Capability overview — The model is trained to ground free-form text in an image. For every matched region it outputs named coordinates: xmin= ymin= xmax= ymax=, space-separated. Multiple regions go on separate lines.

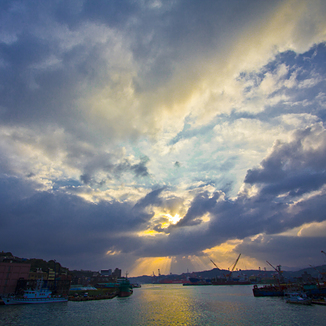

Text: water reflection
xmin=137 ymin=285 xmax=197 ymax=325
xmin=1 ymin=284 xmax=325 ymax=326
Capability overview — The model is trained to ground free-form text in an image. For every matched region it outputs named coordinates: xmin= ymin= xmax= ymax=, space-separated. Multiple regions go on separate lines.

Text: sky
xmin=1 ymin=0 xmax=326 ymax=277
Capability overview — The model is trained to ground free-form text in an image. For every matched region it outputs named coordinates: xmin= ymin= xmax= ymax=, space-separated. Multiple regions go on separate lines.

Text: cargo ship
xmin=183 ymin=277 xmax=212 ymax=286
xmin=252 ymin=284 xmax=285 ymax=297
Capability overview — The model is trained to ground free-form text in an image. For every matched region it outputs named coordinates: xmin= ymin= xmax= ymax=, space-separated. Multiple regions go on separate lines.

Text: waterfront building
xmin=48 ymin=268 xmax=55 ymax=280
xmin=0 ymin=262 xmax=31 ymax=295
xmin=29 ymin=268 xmax=48 ymax=280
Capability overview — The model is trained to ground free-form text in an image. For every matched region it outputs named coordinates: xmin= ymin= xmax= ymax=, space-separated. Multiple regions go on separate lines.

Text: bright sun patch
xmin=166 ymin=213 xmax=182 ymax=225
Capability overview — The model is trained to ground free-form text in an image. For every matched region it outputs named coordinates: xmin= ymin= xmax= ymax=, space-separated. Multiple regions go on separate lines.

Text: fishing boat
xmin=2 ymin=280 xmax=67 ymax=305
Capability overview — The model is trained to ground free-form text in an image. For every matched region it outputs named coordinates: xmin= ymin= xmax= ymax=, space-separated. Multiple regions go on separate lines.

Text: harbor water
xmin=1 ymin=284 xmax=325 ymax=325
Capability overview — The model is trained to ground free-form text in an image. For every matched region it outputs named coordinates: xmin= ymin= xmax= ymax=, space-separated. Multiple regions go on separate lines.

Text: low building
xmin=48 ymin=268 xmax=55 ymax=281
xmin=101 ymin=269 xmax=112 ymax=276
xmin=29 ymin=268 xmax=48 ymax=280
xmin=112 ymin=268 xmax=121 ymax=278
xmin=0 ymin=262 xmax=31 ymax=295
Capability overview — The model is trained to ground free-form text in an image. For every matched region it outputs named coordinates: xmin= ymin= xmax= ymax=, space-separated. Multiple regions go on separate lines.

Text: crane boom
xmin=321 ymin=250 xmax=326 ymax=256
xmin=266 ymin=261 xmax=283 ymax=286
xmin=231 ymin=254 xmax=241 ymax=272
xmin=266 ymin=261 xmax=279 ymax=273
xmin=210 ymin=259 xmax=220 ymax=270
xmin=266 ymin=261 xmax=276 ymax=271
xmin=225 ymin=254 xmax=242 ymax=281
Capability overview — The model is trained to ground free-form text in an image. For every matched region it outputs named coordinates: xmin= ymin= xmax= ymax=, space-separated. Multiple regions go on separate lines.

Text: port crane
xmin=226 ymin=253 xmax=241 ymax=280
xmin=266 ymin=261 xmax=283 ymax=285
xmin=266 ymin=261 xmax=282 ymax=274
xmin=309 ymin=265 xmax=323 ymax=285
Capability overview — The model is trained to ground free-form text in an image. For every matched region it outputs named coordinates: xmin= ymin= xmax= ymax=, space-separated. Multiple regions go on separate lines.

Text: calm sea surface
xmin=1 ymin=284 xmax=325 ymax=325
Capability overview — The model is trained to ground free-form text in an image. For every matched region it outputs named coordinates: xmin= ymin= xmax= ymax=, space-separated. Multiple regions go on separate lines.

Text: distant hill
xmin=129 ymin=265 xmax=326 ymax=284
xmin=0 ymin=251 xmax=69 ymax=274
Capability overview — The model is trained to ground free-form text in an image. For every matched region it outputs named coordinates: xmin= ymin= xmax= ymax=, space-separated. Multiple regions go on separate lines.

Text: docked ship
xmin=212 ymin=279 xmax=250 ymax=285
xmin=2 ymin=282 xmax=68 ymax=305
xmin=117 ymin=278 xmax=133 ymax=297
xmin=252 ymin=284 xmax=285 ymax=297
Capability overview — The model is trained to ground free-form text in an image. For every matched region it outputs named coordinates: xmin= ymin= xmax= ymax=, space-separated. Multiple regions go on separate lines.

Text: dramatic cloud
xmin=1 ymin=0 xmax=326 ymax=275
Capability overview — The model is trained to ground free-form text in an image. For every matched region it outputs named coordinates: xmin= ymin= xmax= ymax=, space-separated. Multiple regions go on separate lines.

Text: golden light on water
xmin=139 ymin=286 xmax=194 ymax=325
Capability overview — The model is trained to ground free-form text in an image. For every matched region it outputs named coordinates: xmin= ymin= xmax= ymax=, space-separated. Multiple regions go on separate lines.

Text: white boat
xmin=2 ymin=280 xmax=67 ymax=305
xmin=285 ymin=292 xmax=312 ymax=305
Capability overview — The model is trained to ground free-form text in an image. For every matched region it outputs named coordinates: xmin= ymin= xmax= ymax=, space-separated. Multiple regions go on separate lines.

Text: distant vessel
xmin=2 ymin=280 xmax=67 ymax=305
xmin=131 ymin=283 xmax=141 ymax=288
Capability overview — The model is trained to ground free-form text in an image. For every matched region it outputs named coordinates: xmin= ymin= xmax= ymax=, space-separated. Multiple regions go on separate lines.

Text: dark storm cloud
xmin=245 ymin=126 xmax=326 ymax=188
xmin=235 ymin=235 xmax=326 ymax=269
xmin=115 ymin=156 xmax=150 ymax=178
xmin=0 ymin=30 xmax=79 ymax=126
xmin=133 ymin=187 xmax=165 ymax=211
xmin=0 ymin=174 xmax=148 ymax=262
xmin=75 ymin=151 xmax=149 ymax=185
xmin=175 ymin=191 xmax=222 ymax=227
